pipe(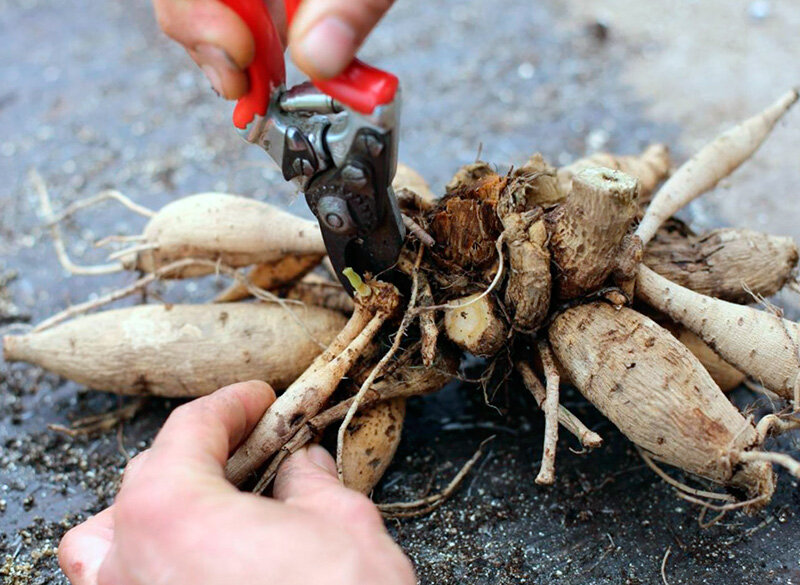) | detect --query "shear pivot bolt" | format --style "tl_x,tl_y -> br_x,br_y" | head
317,196 -> 355,234
341,165 -> 368,188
